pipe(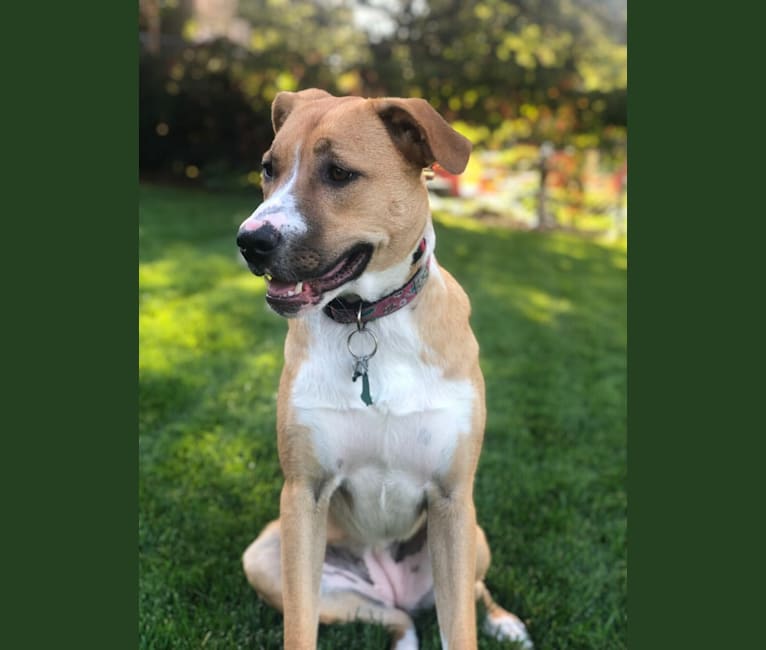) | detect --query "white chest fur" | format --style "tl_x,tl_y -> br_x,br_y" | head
289,308 -> 476,543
